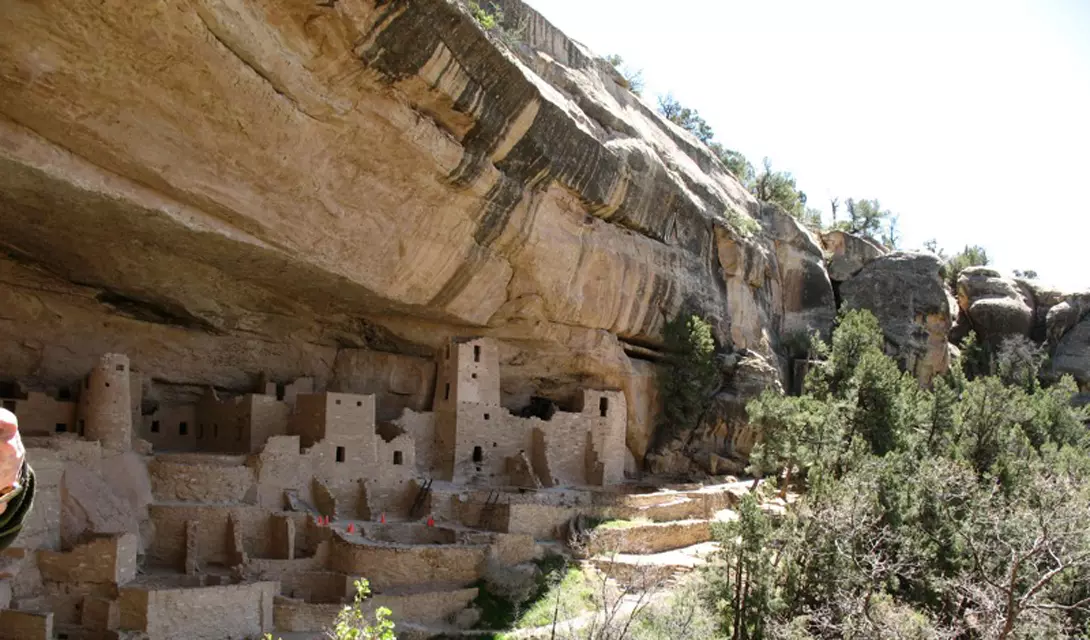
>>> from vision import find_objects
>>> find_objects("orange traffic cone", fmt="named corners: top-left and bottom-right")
top-left (427, 516), bottom-right (435, 527)
top-left (346, 522), bottom-right (355, 534)
top-left (380, 512), bottom-right (386, 524)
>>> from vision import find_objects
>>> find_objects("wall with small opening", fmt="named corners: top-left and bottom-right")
top-left (0, 391), bottom-right (77, 437)
top-left (141, 405), bottom-right (199, 452)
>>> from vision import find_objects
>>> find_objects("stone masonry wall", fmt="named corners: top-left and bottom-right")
top-left (119, 581), bottom-right (277, 640)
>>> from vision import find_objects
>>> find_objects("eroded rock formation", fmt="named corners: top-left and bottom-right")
top-left (0, 0), bottom-right (841, 466)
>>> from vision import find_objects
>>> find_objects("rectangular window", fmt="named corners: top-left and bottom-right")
top-left (472, 445), bottom-right (483, 463)
top-left (55, 423), bottom-right (66, 433)
top-left (79, 419), bottom-right (85, 435)
top-left (393, 451), bottom-right (403, 465)
top-left (179, 421), bottom-right (188, 436)
top-left (213, 423), bottom-right (219, 439)
top-left (151, 420), bottom-right (160, 433)
top-left (336, 446), bottom-right (346, 463)
top-left (474, 345), bottom-right (481, 362)
top-left (599, 397), bottom-right (609, 417)
top-left (116, 364), bottom-right (125, 372)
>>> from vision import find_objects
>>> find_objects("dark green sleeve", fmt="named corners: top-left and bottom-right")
top-left (0, 463), bottom-right (34, 551)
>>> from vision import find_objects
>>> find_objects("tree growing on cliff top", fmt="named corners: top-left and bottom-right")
top-left (657, 94), bottom-right (714, 143)
top-left (942, 244), bottom-right (990, 288)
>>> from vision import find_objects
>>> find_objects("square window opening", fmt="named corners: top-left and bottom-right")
top-left (179, 421), bottom-right (188, 436)
top-left (472, 373), bottom-right (477, 379)
top-left (336, 446), bottom-right (346, 463)
top-left (393, 451), bottom-right (403, 465)
top-left (484, 413), bottom-right (490, 420)
top-left (55, 423), bottom-right (66, 433)
top-left (151, 420), bottom-right (160, 433)
top-left (356, 401), bottom-right (362, 407)
top-left (599, 397), bottom-right (609, 417)
top-left (472, 445), bottom-right (483, 463)
top-left (116, 364), bottom-right (125, 372)
top-left (335, 399), bottom-right (341, 405)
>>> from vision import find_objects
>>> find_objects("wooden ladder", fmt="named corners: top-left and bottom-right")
top-left (408, 478), bottom-right (433, 519)
top-left (478, 490), bottom-right (503, 530)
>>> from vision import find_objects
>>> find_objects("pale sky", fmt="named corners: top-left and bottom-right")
top-left (526, 0), bottom-right (1090, 291)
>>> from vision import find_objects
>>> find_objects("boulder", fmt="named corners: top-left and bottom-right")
top-left (956, 267), bottom-right (1033, 342)
top-left (820, 230), bottom-right (887, 282)
top-left (1051, 316), bottom-right (1090, 389)
top-left (1045, 293), bottom-right (1090, 345)
top-left (840, 253), bottom-right (952, 383)
top-left (60, 463), bottom-right (141, 550)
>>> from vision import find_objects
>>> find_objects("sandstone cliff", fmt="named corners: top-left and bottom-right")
top-left (0, 0), bottom-right (837, 464)
top-left (1, 0), bottom-right (1086, 471)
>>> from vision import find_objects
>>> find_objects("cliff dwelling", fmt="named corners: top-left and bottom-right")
top-left (0, 338), bottom-right (659, 639)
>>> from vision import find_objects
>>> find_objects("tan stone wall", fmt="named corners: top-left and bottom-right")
top-left (0, 609), bottom-right (52, 640)
top-left (433, 338), bottom-right (502, 410)
top-left (327, 537), bottom-right (487, 590)
top-left (290, 393), bottom-right (327, 448)
top-left (273, 586), bottom-right (477, 631)
top-left (146, 504), bottom-right (275, 567)
top-left (586, 519), bottom-right (711, 555)
top-left (149, 458), bottom-right (255, 504)
top-left (41, 580), bottom-right (116, 625)
top-left (0, 391), bottom-right (77, 437)
top-left (120, 581), bottom-right (277, 639)
top-left (140, 404), bottom-right (197, 452)
top-left (38, 533), bottom-right (137, 584)
top-left (77, 353), bottom-right (133, 452)
top-left (504, 502), bottom-right (579, 539)
top-left (452, 406), bottom-right (533, 483)
top-left (582, 390), bottom-right (627, 486)
top-left (393, 409), bottom-right (436, 474)
top-left (246, 394), bottom-right (290, 452)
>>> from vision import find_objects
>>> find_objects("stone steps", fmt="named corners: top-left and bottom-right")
top-left (590, 541), bottom-right (720, 587)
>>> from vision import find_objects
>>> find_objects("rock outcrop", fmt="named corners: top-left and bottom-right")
top-left (1052, 316), bottom-right (1090, 390)
top-left (955, 267), bottom-right (1034, 343)
top-left (821, 230), bottom-right (887, 282)
top-left (839, 253), bottom-right (952, 383)
top-left (0, 0), bottom-right (844, 465)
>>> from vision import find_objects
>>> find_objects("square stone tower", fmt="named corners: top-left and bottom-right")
top-left (433, 337), bottom-right (504, 481)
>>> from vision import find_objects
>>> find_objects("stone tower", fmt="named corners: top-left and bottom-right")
top-left (78, 353), bottom-right (133, 453)
top-left (433, 337), bottom-right (502, 480)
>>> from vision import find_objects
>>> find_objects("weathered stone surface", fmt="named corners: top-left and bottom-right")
top-left (61, 463), bottom-right (142, 550)
top-left (1052, 316), bottom-right (1090, 389)
top-left (0, 0), bottom-right (816, 468)
top-left (840, 253), bottom-right (952, 383)
top-left (1045, 292), bottom-right (1090, 346)
top-left (821, 230), bottom-right (886, 282)
top-left (956, 267), bottom-right (1033, 342)
top-left (646, 353), bottom-right (782, 477)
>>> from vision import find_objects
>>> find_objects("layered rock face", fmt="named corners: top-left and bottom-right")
top-left (840, 253), bottom-right (953, 383)
top-left (0, 0), bottom-right (836, 463)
